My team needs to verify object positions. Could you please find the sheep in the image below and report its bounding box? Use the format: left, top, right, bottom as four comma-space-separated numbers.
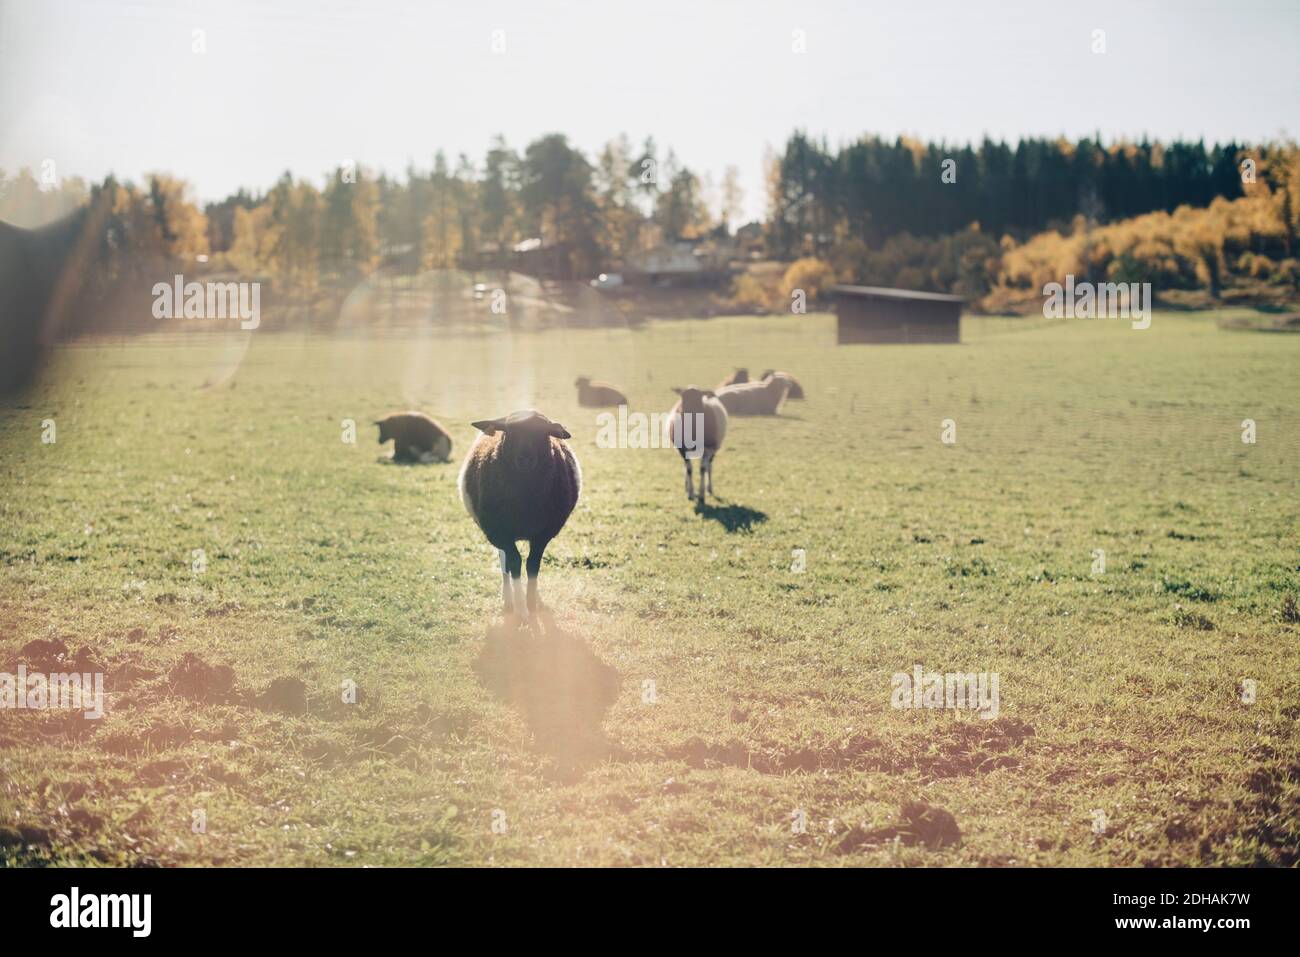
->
375, 411, 453, 463
718, 367, 750, 389
574, 376, 628, 407
457, 409, 581, 622
715, 375, 791, 416
1, 210, 92, 393
666, 386, 728, 503
760, 369, 804, 400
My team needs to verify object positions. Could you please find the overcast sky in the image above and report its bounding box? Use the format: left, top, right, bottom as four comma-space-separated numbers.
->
2, 0, 1297, 222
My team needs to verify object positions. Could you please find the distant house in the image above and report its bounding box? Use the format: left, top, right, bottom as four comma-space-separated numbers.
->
833, 285, 962, 344
378, 241, 417, 274
735, 222, 764, 258
694, 235, 738, 269
625, 241, 702, 284
511, 237, 571, 279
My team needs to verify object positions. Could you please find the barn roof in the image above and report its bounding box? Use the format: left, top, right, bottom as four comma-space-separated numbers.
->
832, 284, 963, 304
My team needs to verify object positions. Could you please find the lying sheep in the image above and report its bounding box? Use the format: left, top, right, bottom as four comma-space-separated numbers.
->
667, 386, 728, 503
458, 409, 581, 622
718, 367, 749, 389
375, 411, 453, 462
715, 375, 791, 416
760, 369, 804, 400
575, 376, 628, 407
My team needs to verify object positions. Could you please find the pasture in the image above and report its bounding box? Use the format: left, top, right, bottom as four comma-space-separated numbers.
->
0, 309, 1297, 866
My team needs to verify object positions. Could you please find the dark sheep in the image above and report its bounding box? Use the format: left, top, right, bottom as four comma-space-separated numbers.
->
718, 367, 749, 389
375, 411, 453, 462
458, 409, 581, 621
0, 210, 94, 394
575, 376, 628, 407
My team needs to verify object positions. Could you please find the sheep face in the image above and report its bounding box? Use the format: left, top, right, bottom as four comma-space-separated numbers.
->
574, 376, 590, 388
471, 410, 571, 475
672, 385, 714, 416
375, 420, 390, 445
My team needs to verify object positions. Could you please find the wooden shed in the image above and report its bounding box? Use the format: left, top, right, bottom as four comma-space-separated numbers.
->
832, 285, 962, 344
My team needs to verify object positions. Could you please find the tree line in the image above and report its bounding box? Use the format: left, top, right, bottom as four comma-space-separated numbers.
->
1, 130, 1292, 321
765, 132, 1250, 257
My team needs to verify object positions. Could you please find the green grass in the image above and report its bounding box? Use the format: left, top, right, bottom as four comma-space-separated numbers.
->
1, 309, 1297, 866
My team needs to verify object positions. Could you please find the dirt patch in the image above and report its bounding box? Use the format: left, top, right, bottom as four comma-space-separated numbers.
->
166, 652, 237, 702
204, 601, 243, 618
836, 801, 963, 852
5, 637, 103, 673
260, 676, 308, 715
664, 718, 1034, 778
111, 661, 159, 689
138, 758, 190, 786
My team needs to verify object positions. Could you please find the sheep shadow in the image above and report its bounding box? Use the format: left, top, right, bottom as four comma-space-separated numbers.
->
472, 612, 621, 776
694, 499, 768, 533
378, 455, 451, 466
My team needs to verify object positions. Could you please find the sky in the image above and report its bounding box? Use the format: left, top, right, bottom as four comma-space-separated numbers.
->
2, 0, 1298, 223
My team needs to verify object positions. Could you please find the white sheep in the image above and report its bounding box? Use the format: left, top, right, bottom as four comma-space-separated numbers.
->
666, 386, 728, 503
715, 375, 791, 416
760, 369, 804, 399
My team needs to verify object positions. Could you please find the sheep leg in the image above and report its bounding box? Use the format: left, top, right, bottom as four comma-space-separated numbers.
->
525, 537, 550, 618
501, 543, 524, 619
704, 449, 715, 496
498, 548, 514, 614
683, 456, 695, 500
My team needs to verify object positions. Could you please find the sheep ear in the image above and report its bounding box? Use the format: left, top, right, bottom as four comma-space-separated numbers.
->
671, 387, 683, 395
472, 418, 507, 435
547, 423, 571, 439
702, 390, 717, 398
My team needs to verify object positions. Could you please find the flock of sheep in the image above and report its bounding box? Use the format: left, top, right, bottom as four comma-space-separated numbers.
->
372, 365, 804, 623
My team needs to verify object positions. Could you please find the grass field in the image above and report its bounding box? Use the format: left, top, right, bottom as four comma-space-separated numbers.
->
1, 309, 1297, 867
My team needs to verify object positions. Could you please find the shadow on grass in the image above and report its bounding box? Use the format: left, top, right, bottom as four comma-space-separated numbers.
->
472, 611, 621, 777
378, 455, 452, 466
695, 499, 768, 533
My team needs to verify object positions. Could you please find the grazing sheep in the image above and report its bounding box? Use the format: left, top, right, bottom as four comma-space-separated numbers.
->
375, 411, 453, 463
760, 369, 804, 400
667, 386, 728, 503
574, 376, 628, 407
718, 367, 749, 389
458, 409, 581, 621
715, 375, 791, 416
